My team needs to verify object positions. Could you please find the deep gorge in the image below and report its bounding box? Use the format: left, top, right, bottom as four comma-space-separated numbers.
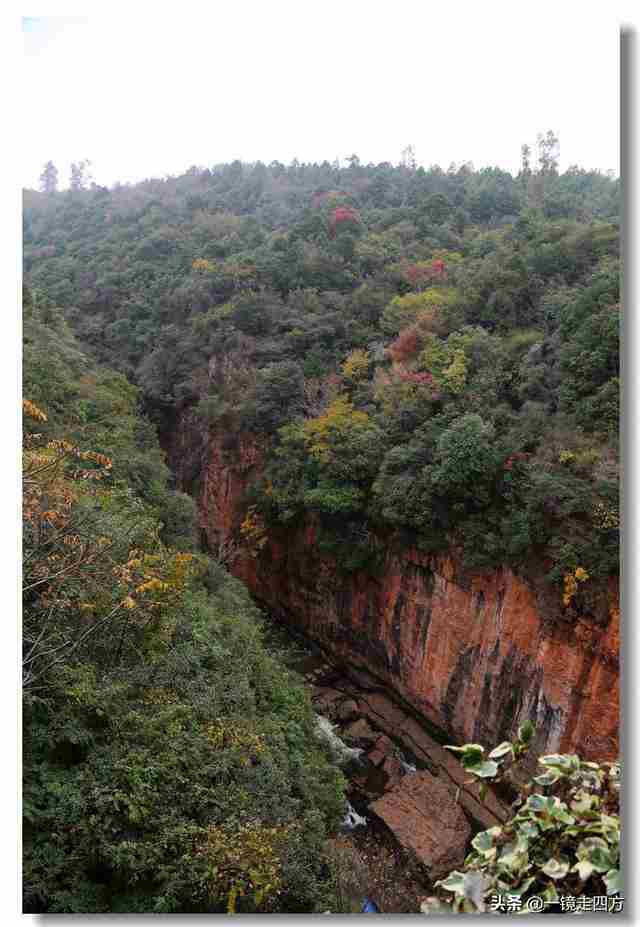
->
24, 149, 621, 912
152, 406, 621, 899
163, 410, 620, 768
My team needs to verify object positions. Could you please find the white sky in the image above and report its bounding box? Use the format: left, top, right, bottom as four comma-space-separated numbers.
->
20, 3, 624, 190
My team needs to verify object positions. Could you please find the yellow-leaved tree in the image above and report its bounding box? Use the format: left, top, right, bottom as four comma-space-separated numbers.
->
302, 395, 372, 465
341, 348, 370, 383
22, 398, 198, 687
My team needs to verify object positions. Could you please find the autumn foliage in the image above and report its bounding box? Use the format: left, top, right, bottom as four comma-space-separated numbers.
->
22, 384, 345, 913
22, 399, 198, 687
387, 326, 421, 363
341, 348, 370, 382
401, 258, 447, 288
302, 395, 371, 464
328, 205, 360, 238
396, 370, 433, 387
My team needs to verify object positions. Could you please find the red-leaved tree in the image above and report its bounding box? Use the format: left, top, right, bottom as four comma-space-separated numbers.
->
328, 205, 360, 238
402, 259, 447, 289
387, 326, 421, 363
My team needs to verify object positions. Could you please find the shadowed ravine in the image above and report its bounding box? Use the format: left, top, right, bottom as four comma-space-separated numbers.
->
157, 413, 619, 905
162, 416, 619, 765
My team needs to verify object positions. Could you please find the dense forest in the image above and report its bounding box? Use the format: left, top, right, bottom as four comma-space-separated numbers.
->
22, 297, 347, 912
24, 142, 620, 608
22, 140, 620, 912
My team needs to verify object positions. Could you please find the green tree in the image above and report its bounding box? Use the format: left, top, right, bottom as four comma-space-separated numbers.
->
39, 161, 58, 194
537, 129, 560, 176
432, 413, 497, 504
251, 361, 305, 431
22, 321, 346, 914
69, 159, 92, 191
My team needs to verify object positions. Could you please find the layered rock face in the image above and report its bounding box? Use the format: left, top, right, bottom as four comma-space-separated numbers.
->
238, 527, 619, 765
170, 422, 619, 766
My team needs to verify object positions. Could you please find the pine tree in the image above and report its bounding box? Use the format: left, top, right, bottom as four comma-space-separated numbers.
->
38, 161, 58, 194
401, 144, 417, 171
537, 130, 559, 176
69, 158, 92, 191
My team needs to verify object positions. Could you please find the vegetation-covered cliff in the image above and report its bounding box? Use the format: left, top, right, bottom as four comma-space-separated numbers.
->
22, 300, 345, 913
170, 424, 618, 765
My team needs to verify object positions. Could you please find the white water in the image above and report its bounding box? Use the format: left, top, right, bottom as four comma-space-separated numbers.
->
314, 713, 364, 766
399, 753, 417, 775
314, 715, 367, 831
342, 800, 367, 831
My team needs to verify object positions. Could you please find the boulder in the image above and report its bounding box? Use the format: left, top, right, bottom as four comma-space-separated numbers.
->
370, 771, 471, 881
381, 755, 405, 790
355, 690, 507, 829
335, 698, 359, 723
313, 687, 343, 717
343, 717, 377, 744
368, 734, 394, 767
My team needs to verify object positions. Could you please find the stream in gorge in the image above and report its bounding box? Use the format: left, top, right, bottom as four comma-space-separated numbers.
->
262, 610, 510, 912
274, 631, 440, 913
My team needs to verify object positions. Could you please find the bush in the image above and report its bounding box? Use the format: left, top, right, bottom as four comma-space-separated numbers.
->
22, 326, 346, 913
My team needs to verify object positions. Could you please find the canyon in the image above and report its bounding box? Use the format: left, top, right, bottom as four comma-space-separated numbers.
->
166, 413, 620, 769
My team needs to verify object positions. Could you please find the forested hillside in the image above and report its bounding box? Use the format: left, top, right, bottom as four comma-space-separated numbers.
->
24, 145, 620, 615
22, 296, 345, 913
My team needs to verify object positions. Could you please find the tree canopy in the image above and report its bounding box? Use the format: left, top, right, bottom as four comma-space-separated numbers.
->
24, 150, 619, 617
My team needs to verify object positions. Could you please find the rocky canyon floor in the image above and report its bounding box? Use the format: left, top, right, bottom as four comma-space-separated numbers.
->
280, 634, 511, 913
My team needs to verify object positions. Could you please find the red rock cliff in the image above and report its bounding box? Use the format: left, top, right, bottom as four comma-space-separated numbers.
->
170, 418, 619, 765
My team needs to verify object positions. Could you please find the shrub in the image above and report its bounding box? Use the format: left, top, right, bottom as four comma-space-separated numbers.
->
422, 726, 621, 915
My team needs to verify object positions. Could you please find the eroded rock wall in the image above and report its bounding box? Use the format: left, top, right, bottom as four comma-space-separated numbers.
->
170, 421, 619, 764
